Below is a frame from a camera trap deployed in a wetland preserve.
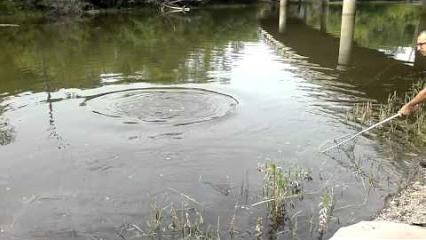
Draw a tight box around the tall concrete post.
[279,0,287,33]
[320,0,329,32]
[297,1,305,21]
[337,0,356,69]
[303,2,308,22]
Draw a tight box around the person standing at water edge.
[399,31,426,167]
[399,31,426,116]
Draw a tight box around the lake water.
[0,2,424,239]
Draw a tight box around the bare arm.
[399,88,426,116]
[407,88,426,106]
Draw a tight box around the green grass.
[117,162,340,240]
[318,188,335,237]
[257,162,313,230]
[346,80,426,148]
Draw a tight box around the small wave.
[82,87,238,126]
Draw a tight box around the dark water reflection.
[0,3,423,240]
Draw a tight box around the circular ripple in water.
[84,88,238,126]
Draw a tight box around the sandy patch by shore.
[376,167,426,226]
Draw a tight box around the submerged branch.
[168,187,202,205]
[251,193,304,207]
[161,3,190,12]
[0,24,20,27]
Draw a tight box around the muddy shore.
[376,165,426,226]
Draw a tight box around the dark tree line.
[1,0,258,16]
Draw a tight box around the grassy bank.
[346,78,426,149]
[346,77,426,227]
[376,167,425,225]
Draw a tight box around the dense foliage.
[1,0,160,15]
[301,3,419,49]
[0,0,258,16]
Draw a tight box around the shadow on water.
[260,2,423,103]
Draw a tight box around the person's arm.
[399,88,426,116]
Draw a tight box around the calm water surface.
[0,3,424,239]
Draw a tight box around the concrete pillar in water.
[337,0,356,69]
[297,1,305,21]
[303,2,308,22]
[279,0,287,33]
[320,0,329,32]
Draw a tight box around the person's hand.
[399,103,418,117]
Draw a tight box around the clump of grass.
[228,201,239,238]
[168,205,181,231]
[147,203,163,233]
[255,217,263,239]
[318,188,335,238]
[120,201,218,240]
[347,80,426,148]
[347,101,374,124]
[257,162,312,227]
[0,119,15,146]
[378,92,398,121]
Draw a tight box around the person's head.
[417,31,426,56]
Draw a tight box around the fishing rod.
[320,113,401,153]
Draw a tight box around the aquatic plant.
[118,201,218,240]
[318,188,335,237]
[0,119,15,146]
[146,203,163,233]
[255,217,263,239]
[257,162,312,229]
[228,201,239,238]
[118,162,337,240]
[348,101,374,125]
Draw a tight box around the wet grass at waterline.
[115,162,343,239]
[254,162,335,239]
[318,189,335,238]
[256,162,312,230]
[118,201,218,240]
[346,80,426,149]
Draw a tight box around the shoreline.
[375,165,426,226]
[330,165,426,239]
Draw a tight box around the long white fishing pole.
[321,113,401,153]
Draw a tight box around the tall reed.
[347,80,426,147]
[258,162,312,228]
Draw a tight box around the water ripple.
[82,87,239,126]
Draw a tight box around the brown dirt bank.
[330,165,426,239]
[375,164,426,226]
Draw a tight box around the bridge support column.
[279,0,287,33]
[337,0,356,69]
[320,0,329,32]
